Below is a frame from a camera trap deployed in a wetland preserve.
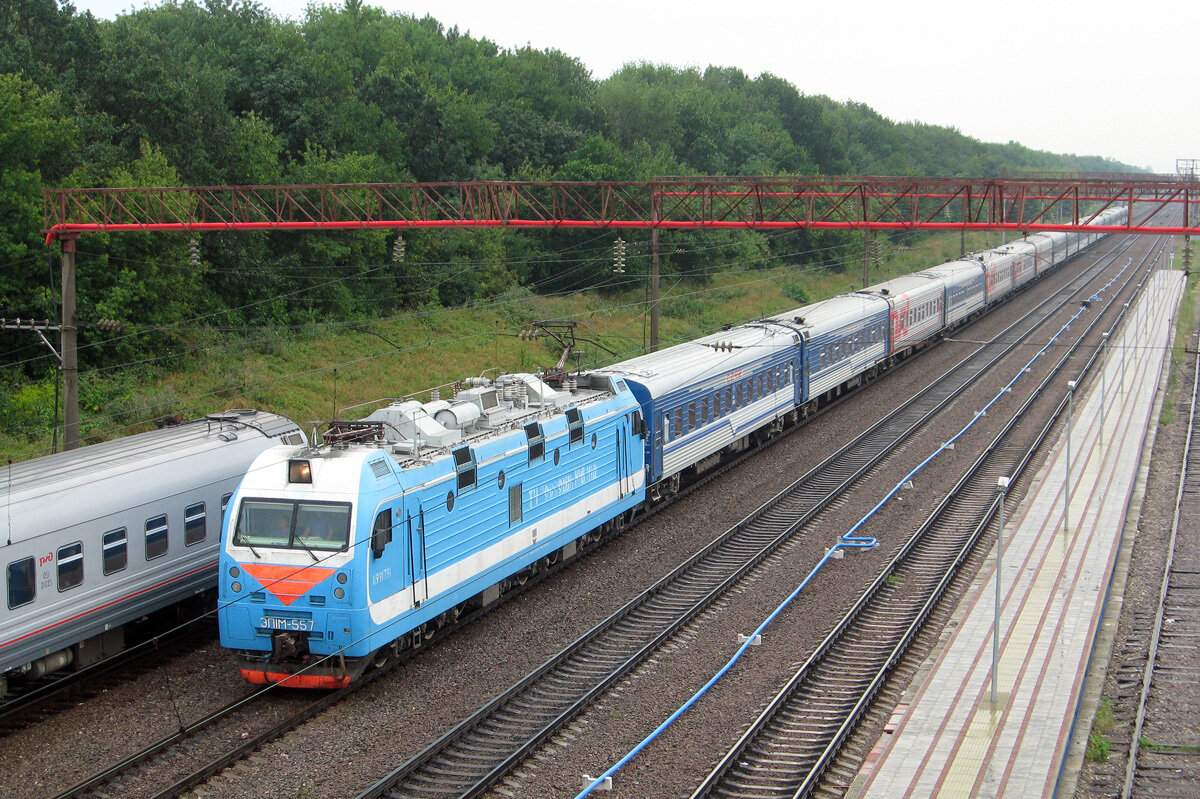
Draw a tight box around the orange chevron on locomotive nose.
[240,564,336,606]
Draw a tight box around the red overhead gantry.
[37,175,1198,450]
[40,176,1200,239]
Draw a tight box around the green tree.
[0,73,77,320]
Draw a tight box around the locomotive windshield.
[233,499,351,552]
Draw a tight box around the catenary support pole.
[60,233,80,450]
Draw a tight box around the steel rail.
[1120,309,1200,797]
[52,236,1135,799]
[355,239,1137,799]
[45,298,925,799]
[690,238,1168,798]
[0,618,216,732]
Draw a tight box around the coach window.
[673,407,683,435]
[524,422,545,463]
[688,403,697,431]
[146,514,169,560]
[453,447,477,491]
[566,407,584,446]
[57,542,83,591]
[7,557,35,609]
[725,386,733,413]
[185,502,207,547]
[701,398,709,425]
[103,528,128,575]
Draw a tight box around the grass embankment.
[2,232,993,461]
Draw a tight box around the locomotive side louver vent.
[369,458,390,480]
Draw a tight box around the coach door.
[409,507,428,605]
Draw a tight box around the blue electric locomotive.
[219,372,645,687]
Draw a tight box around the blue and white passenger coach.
[590,323,803,495]
[219,372,645,687]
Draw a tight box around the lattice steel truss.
[42,176,1200,241]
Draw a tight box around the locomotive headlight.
[288,459,313,484]
[231,581,243,593]
[229,566,240,579]
[334,587,345,599]
[336,572,348,585]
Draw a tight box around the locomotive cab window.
[524,422,545,462]
[234,499,351,552]
[184,502,206,546]
[7,557,35,609]
[103,528,128,575]
[145,514,169,560]
[565,407,584,446]
[453,446,477,491]
[57,542,83,591]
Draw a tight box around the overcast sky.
[69,0,1198,173]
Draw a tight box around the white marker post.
[993,475,1011,705]
[1065,381,1076,533]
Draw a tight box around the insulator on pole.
[392,234,406,263]
[612,237,626,273]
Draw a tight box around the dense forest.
[0,0,1139,442]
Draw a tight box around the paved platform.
[848,269,1187,799]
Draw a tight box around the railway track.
[47,236,1143,799]
[690,237,1172,798]
[0,617,217,735]
[353,240,1151,799]
[1119,329,1200,798]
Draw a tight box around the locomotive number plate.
[258,616,315,632]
